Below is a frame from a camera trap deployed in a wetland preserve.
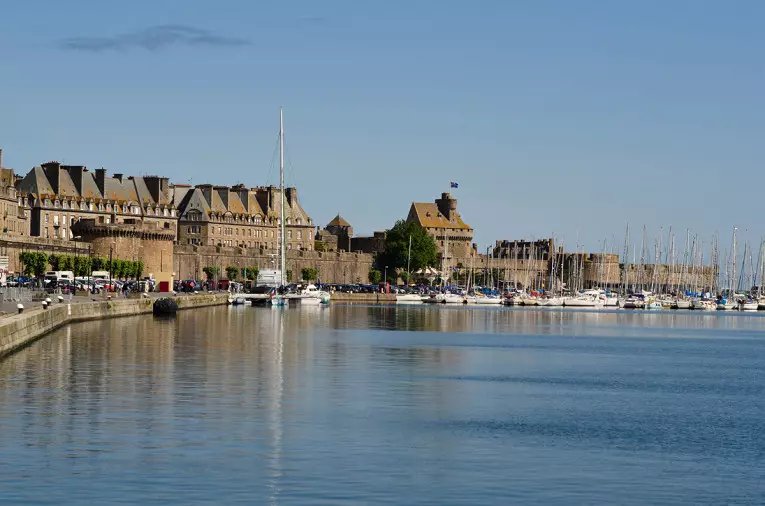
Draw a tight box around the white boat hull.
[564,297,603,307]
[474,296,503,305]
[396,294,423,304]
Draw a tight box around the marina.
[1,303,763,504]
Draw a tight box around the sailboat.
[269,108,289,307]
[272,109,330,306]
[397,235,423,303]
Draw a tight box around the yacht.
[285,284,331,305]
[396,293,423,304]
[563,291,604,307]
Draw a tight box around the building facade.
[172,184,315,252]
[406,192,474,260]
[16,162,178,241]
[0,150,28,236]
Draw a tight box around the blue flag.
[450,181,459,188]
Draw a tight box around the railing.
[0,286,47,304]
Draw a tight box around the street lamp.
[384,265,388,286]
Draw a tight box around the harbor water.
[0,305,763,504]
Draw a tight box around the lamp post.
[384,265,388,287]
[109,245,113,293]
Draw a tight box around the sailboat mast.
[406,234,412,286]
[279,107,287,287]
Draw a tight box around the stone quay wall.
[174,244,374,283]
[0,293,229,359]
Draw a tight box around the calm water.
[1,305,764,504]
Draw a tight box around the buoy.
[45,297,52,305]
[58,296,64,303]
[17,303,24,314]
[42,301,48,309]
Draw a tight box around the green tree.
[399,271,410,285]
[301,267,318,282]
[203,266,220,280]
[48,254,61,270]
[59,255,74,272]
[378,220,438,274]
[20,252,48,276]
[73,256,92,277]
[135,261,144,279]
[286,269,293,282]
[241,266,258,280]
[368,269,382,284]
[225,266,239,280]
[91,257,106,271]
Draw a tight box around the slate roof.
[408,202,471,230]
[327,214,351,227]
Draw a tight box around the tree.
[203,266,220,280]
[368,269,382,284]
[92,257,107,271]
[48,254,61,271]
[59,255,74,272]
[73,256,92,277]
[241,266,258,281]
[301,267,318,282]
[135,261,144,280]
[286,269,293,282]
[225,266,239,280]
[20,252,48,276]
[378,220,438,274]
[399,271,410,285]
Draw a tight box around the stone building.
[172,183,315,252]
[351,231,386,255]
[0,150,28,236]
[406,192,474,261]
[16,162,178,241]
[72,218,175,276]
[314,214,352,252]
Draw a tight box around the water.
[1,305,764,504]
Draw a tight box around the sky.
[1,0,763,259]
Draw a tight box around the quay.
[0,293,229,359]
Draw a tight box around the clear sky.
[1,0,763,257]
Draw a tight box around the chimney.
[95,168,106,196]
[233,185,249,212]
[286,187,298,207]
[42,161,62,195]
[113,173,123,183]
[0,148,3,167]
[63,165,86,196]
[144,176,162,203]
[215,186,229,210]
[197,184,213,207]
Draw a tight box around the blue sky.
[1,0,763,257]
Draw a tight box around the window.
[288,244,292,250]
[106,217,110,224]
[53,215,59,226]
[297,231,302,240]
[287,230,292,239]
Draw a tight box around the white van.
[91,270,109,279]
[45,271,74,281]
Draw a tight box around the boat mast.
[406,234,412,287]
[279,107,286,287]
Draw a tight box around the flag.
[450,181,459,188]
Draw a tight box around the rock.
[153,297,178,316]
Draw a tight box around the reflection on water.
[0,305,764,504]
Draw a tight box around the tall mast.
[279,107,286,287]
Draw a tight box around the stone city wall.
[174,244,375,283]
